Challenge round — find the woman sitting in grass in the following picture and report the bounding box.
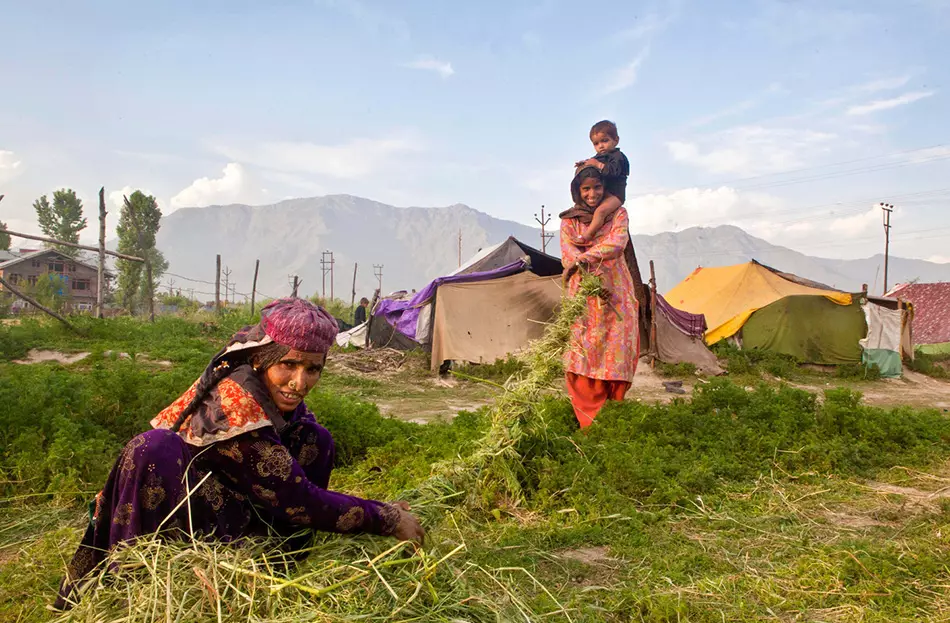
[559,166,640,428]
[55,298,424,610]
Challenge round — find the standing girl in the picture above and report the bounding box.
[559,166,639,427]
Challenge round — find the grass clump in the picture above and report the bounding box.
[907,350,950,379]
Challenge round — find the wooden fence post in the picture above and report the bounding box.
[97,187,106,319]
[250,259,260,317]
[215,254,221,314]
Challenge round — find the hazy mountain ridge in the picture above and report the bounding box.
[155,195,948,303]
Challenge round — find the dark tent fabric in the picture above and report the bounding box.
[457,237,563,277]
[367,316,423,351]
[740,295,867,364]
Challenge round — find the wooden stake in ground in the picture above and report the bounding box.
[250,259,260,317]
[97,187,107,318]
[0,274,78,332]
[350,262,358,316]
[215,254,221,314]
[648,260,658,367]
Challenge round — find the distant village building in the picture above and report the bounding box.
[0,248,112,313]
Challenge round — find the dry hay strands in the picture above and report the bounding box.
[330,347,408,374]
[420,272,609,512]
[53,531,568,622]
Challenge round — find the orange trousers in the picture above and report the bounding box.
[565,372,631,428]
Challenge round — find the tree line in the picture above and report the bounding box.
[0,188,167,316]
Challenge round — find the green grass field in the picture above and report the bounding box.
[2,315,949,621]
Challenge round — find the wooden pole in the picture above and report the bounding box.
[364,288,380,348]
[350,262,358,313]
[0,274,78,332]
[3,229,144,262]
[648,260,658,367]
[292,275,299,298]
[97,187,107,318]
[250,259,260,317]
[215,255,221,313]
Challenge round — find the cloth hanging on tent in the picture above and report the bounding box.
[860,301,903,378]
[373,260,527,341]
[654,295,723,375]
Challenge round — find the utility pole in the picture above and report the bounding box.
[534,205,554,253]
[373,264,383,293]
[881,203,893,295]
[350,262,358,311]
[166,277,176,295]
[291,275,300,298]
[320,250,334,299]
[215,255,221,314]
[222,266,232,307]
[458,229,462,267]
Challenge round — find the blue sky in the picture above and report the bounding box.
[2,0,949,263]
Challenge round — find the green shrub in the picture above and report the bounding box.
[454,355,527,382]
[906,351,950,379]
[835,362,883,380]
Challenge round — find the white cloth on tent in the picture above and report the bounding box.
[860,301,902,352]
[336,322,368,348]
[415,303,433,345]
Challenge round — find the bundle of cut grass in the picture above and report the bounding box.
[423,272,609,511]
[55,530,569,622]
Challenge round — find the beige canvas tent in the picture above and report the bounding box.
[429,271,562,371]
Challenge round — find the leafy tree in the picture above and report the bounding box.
[0,221,9,250]
[33,189,87,257]
[24,272,70,314]
[116,191,167,315]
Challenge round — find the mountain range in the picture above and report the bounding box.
[153,194,948,303]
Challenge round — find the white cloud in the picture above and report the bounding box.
[629,186,772,234]
[667,126,836,176]
[857,75,913,93]
[603,47,650,95]
[0,150,23,183]
[215,134,423,180]
[170,163,261,210]
[402,57,454,78]
[902,146,950,163]
[846,90,935,115]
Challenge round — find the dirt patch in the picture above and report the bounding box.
[377,396,493,423]
[865,481,950,511]
[558,546,614,565]
[822,511,893,529]
[13,349,90,365]
[630,361,699,404]
[102,351,173,368]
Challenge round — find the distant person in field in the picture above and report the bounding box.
[570,120,630,246]
[559,166,639,428]
[55,298,424,610]
[354,297,369,325]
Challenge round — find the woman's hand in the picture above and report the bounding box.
[390,502,425,545]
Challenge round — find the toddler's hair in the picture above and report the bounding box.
[590,120,619,141]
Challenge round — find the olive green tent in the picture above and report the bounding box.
[740,295,867,365]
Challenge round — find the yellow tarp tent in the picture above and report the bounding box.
[665,261,852,345]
